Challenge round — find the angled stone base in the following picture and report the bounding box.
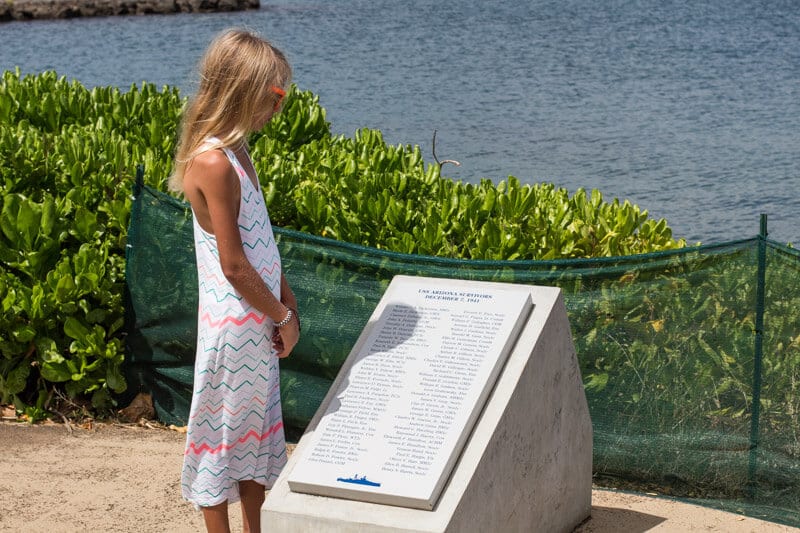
[263,283,592,533]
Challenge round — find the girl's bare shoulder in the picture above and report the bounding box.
[185,149,232,185]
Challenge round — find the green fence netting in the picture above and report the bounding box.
[122,179,800,527]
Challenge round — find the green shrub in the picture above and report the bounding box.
[0,69,685,418]
[0,70,181,416]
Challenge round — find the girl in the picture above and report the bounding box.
[169,28,299,533]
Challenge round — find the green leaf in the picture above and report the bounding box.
[584,372,609,392]
[15,196,39,250]
[106,366,126,392]
[40,361,72,382]
[72,207,99,241]
[6,362,30,395]
[36,337,63,364]
[55,273,77,302]
[64,316,90,341]
[12,324,36,343]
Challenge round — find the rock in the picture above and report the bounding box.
[2,0,260,21]
[118,392,156,422]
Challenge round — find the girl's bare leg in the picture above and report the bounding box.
[202,501,230,533]
[239,480,266,533]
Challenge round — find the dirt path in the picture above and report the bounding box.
[0,421,796,533]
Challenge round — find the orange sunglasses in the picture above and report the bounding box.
[270,86,286,112]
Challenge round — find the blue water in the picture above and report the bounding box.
[1,0,798,244]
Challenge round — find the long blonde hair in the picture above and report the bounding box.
[169,28,292,193]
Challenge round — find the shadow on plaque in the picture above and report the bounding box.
[323,302,420,418]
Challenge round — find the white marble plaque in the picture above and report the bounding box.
[287,276,533,510]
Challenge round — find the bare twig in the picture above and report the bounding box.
[53,388,84,413]
[432,130,461,168]
[58,412,74,436]
[24,341,36,358]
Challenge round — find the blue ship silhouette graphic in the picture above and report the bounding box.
[336,474,381,487]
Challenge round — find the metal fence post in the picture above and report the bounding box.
[747,214,767,498]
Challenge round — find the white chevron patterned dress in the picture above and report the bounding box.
[181,142,287,508]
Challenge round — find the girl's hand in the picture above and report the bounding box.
[272,317,299,358]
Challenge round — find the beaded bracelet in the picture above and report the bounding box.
[275,308,293,328]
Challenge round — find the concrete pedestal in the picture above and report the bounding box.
[262,282,592,533]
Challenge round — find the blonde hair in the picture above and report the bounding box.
[169,28,292,193]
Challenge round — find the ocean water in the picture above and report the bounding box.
[1,0,798,244]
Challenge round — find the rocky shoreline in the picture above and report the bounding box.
[1,0,260,22]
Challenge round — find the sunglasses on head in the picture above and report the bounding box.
[270,86,286,112]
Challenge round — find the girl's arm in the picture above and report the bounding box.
[184,150,300,357]
[280,274,298,313]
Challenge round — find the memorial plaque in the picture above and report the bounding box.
[287,275,533,509]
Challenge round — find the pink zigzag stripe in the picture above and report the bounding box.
[197,268,229,288]
[185,422,284,456]
[198,305,252,320]
[257,262,280,278]
[199,311,266,328]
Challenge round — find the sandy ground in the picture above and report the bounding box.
[1,421,797,533]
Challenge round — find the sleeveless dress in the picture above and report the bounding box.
[181,141,287,508]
